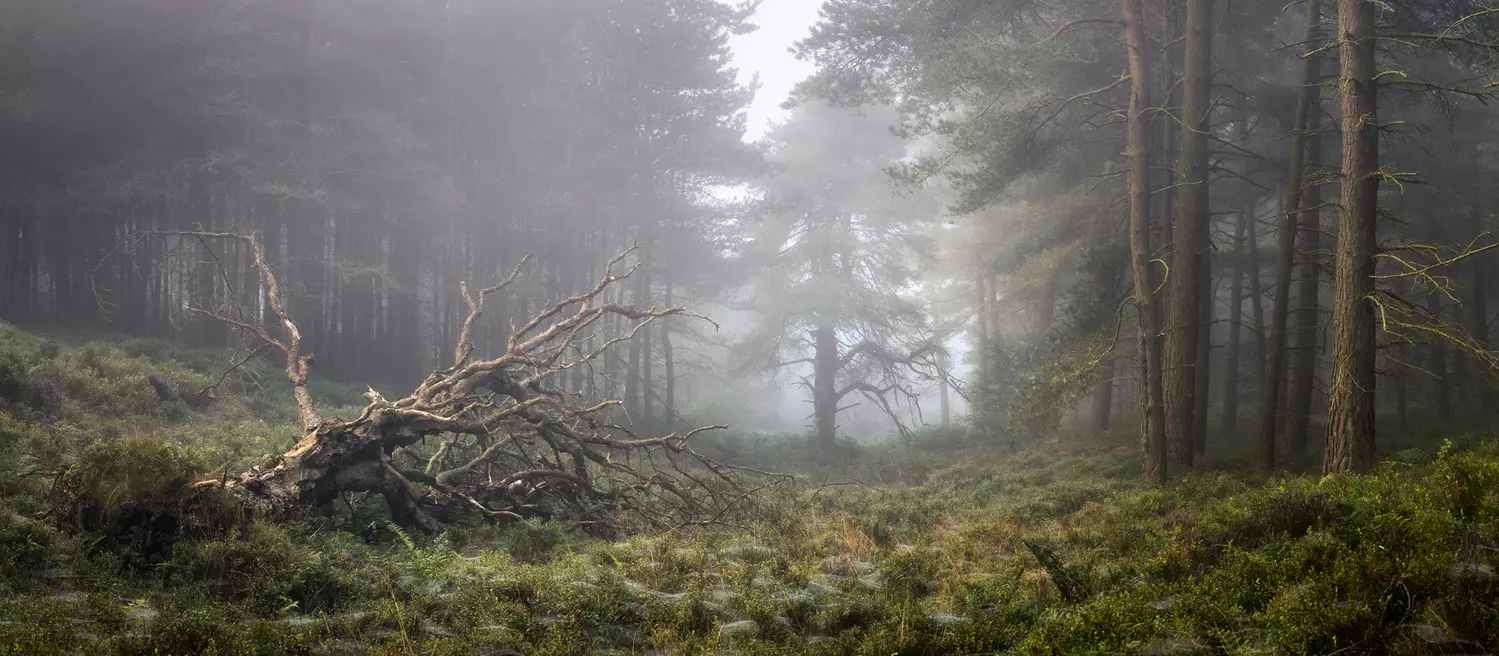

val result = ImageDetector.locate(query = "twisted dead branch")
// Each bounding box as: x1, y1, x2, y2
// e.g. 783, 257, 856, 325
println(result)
105, 231, 778, 534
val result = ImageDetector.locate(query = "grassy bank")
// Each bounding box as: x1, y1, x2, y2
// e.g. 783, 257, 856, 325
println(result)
1, 324, 1496, 655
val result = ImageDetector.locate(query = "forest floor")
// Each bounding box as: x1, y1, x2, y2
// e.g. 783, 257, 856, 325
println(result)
1, 323, 1498, 655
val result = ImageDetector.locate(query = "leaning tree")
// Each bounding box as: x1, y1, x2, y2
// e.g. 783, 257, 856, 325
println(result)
101, 231, 768, 534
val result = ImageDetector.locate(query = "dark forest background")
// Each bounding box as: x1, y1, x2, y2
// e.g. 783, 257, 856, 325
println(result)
1, 0, 761, 435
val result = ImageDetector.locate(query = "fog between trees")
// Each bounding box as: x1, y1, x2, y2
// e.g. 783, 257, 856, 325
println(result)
6, 0, 1499, 478
10, 2, 1499, 654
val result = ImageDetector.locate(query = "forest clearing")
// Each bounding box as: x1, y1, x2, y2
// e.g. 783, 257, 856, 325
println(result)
5, 0, 1499, 654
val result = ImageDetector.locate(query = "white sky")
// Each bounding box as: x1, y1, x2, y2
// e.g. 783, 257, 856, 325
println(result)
729, 0, 823, 142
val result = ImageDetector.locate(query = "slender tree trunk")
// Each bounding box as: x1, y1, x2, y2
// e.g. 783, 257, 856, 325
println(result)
1470, 203, 1496, 415
813, 324, 839, 451
1396, 342, 1408, 432
1038, 271, 1059, 335
1193, 267, 1214, 456
641, 270, 654, 430
1452, 301, 1468, 415
1157, 118, 1176, 255
1260, 0, 1322, 468
607, 283, 627, 420
1325, 0, 1379, 474
1124, 0, 1167, 483
977, 275, 991, 383
1424, 310, 1450, 424
1419, 189, 1451, 425
1223, 210, 1247, 432
1158, 0, 1183, 254
624, 276, 642, 422
939, 348, 952, 428
1162, 0, 1212, 469
661, 271, 675, 426
1094, 356, 1116, 432
1246, 208, 1268, 400
988, 273, 1001, 355
1287, 133, 1326, 456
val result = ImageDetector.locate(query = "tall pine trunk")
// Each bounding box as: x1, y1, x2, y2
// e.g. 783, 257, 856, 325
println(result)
1222, 91, 1256, 435
1259, 0, 1322, 468
1124, 0, 1167, 483
1163, 0, 1212, 469
1325, 0, 1379, 474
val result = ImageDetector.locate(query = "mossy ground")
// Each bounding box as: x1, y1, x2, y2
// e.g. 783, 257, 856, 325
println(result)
1, 323, 1497, 655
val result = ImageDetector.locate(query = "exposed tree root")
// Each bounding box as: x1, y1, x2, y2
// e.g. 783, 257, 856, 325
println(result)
115, 232, 778, 533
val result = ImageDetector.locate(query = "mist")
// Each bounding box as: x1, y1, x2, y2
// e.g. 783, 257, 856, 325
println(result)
4, 0, 1499, 652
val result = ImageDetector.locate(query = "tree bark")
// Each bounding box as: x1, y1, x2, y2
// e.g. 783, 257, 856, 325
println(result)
1259, 0, 1322, 468
1162, 0, 1212, 469
1124, 0, 1167, 484
1158, 0, 1183, 254
1325, 0, 1379, 474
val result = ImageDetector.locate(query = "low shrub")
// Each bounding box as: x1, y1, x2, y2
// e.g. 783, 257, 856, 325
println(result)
167, 522, 367, 614
878, 545, 947, 601
0, 349, 31, 407
499, 518, 573, 564
27, 376, 62, 415
0, 512, 57, 579
58, 437, 241, 567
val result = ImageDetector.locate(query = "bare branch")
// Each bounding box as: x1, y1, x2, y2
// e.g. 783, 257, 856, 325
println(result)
105, 231, 318, 431
454, 254, 533, 368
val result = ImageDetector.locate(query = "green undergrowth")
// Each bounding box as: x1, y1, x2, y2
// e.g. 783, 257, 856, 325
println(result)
3, 324, 1498, 654
0, 322, 366, 509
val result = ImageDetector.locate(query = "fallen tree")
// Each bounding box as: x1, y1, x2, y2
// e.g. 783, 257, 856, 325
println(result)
97, 232, 769, 535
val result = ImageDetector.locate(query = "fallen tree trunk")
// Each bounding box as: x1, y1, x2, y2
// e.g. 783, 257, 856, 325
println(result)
107, 232, 762, 534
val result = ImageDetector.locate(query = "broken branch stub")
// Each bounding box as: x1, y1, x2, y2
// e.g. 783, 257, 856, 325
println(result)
115, 232, 768, 533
